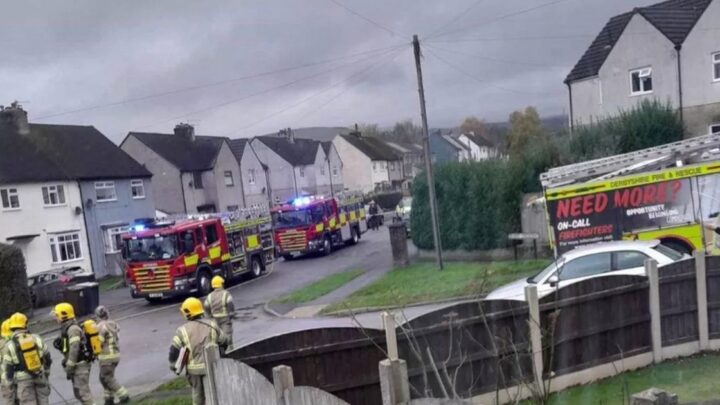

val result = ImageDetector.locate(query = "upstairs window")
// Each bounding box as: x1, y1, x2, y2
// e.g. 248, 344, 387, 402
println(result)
299, 166, 305, 178
247, 169, 256, 185
192, 172, 204, 189
320, 165, 326, 176
223, 171, 234, 187
714, 52, 720, 82
0, 188, 20, 210
130, 179, 145, 199
42, 185, 66, 206
630, 67, 653, 95
332, 166, 338, 177
95, 181, 117, 202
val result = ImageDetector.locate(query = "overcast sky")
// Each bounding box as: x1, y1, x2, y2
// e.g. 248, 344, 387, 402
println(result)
0, 0, 659, 143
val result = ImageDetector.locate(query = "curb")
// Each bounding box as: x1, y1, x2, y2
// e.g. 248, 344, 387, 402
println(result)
262, 301, 285, 318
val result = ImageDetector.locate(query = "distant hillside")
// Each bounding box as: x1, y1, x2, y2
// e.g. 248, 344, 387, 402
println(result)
255, 126, 350, 142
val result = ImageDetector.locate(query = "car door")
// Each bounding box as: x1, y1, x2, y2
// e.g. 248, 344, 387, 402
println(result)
539, 252, 612, 296
612, 250, 650, 277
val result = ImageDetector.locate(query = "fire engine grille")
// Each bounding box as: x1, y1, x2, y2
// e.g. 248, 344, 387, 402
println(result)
279, 230, 307, 251
135, 266, 172, 292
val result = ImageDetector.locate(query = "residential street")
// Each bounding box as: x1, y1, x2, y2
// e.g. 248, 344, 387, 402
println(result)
45, 227, 408, 404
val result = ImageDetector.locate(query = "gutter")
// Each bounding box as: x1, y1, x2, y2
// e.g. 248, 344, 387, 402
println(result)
179, 172, 188, 213
676, 44, 684, 134
566, 82, 574, 135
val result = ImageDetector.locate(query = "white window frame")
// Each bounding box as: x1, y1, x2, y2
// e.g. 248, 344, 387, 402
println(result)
298, 166, 305, 178
710, 123, 720, 135
130, 179, 145, 199
247, 169, 256, 185
223, 171, 234, 187
320, 165, 326, 176
103, 226, 126, 254
0, 187, 20, 210
332, 166, 338, 177
42, 185, 66, 207
713, 52, 720, 82
49, 232, 83, 263
630, 67, 653, 96
95, 181, 117, 202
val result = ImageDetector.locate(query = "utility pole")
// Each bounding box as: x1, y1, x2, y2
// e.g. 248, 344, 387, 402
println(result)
413, 35, 444, 270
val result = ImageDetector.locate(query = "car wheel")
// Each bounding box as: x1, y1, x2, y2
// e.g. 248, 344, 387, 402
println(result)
197, 271, 212, 296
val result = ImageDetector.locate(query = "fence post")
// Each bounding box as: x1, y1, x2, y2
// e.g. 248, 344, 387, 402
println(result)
646, 259, 662, 363
695, 251, 709, 351
524, 284, 544, 396
203, 345, 220, 405
379, 358, 410, 405
382, 312, 398, 360
272, 365, 294, 404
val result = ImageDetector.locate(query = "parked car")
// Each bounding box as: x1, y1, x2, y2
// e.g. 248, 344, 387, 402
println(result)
485, 240, 687, 301
27, 266, 95, 308
394, 196, 412, 236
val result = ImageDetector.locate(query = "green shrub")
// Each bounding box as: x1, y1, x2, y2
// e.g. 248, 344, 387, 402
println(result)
0, 243, 32, 320
364, 191, 402, 211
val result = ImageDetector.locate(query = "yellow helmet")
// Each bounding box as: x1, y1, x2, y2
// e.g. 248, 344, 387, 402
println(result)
53, 302, 76, 322
211, 275, 225, 289
8, 313, 27, 331
1, 319, 11, 338
180, 297, 204, 320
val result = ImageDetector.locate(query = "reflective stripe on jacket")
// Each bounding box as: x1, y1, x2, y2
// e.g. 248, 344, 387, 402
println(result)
97, 319, 120, 363
205, 289, 232, 319
170, 320, 224, 375
62, 322, 88, 368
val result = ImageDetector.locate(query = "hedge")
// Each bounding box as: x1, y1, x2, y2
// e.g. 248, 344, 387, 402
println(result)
364, 191, 403, 211
0, 243, 32, 320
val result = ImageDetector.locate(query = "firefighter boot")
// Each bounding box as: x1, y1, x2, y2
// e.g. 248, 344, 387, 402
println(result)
104, 399, 114, 405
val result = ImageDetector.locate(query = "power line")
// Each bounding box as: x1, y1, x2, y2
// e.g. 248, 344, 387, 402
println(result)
325, 0, 405, 37
33, 44, 405, 121
424, 46, 553, 96
427, 0, 572, 40
425, 43, 566, 68
428, 33, 595, 43
424, 0, 488, 40
231, 47, 406, 133
130, 47, 404, 132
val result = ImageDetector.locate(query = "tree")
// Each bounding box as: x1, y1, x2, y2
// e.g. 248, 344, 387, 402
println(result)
391, 119, 422, 143
356, 123, 381, 138
459, 116, 486, 136
507, 106, 543, 158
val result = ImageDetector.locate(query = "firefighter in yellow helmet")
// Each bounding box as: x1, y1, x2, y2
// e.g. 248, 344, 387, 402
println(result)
52, 303, 94, 405
94, 306, 129, 405
169, 297, 229, 405
0, 319, 17, 405
203, 276, 235, 344
3, 313, 52, 405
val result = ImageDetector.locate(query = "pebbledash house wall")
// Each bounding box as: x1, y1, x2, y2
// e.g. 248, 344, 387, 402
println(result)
79, 178, 155, 277
240, 143, 270, 208
250, 138, 299, 203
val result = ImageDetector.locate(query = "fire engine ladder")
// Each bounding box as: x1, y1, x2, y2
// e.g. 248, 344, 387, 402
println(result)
540, 133, 720, 189
163, 206, 271, 226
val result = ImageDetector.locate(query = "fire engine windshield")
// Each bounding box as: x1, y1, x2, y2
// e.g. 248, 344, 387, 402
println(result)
125, 235, 179, 262
273, 210, 311, 229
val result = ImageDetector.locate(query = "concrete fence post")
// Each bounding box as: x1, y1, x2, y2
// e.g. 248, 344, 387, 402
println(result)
524, 284, 544, 396
382, 312, 399, 361
695, 251, 709, 351
646, 259, 662, 363
203, 345, 220, 405
272, 365, 294, 404
379, 359, 410, 405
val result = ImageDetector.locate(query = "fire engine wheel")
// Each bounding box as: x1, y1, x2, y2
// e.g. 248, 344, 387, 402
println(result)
282, 254, 295, 261
251, 257, 263, 278
322, 236, 333, 256
348, 228, 359, 245
197, 271, 212, 296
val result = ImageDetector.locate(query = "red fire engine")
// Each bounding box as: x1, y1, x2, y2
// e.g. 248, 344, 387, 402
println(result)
272, 193, 368, 259
122, 209, 274, 302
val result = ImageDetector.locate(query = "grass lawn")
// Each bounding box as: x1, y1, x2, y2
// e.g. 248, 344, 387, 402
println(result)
274, 269, 365, 305
131, 377, 191, 404
98, 275, 125, 292
538, 352, 720, 404
324, 260, 549, 313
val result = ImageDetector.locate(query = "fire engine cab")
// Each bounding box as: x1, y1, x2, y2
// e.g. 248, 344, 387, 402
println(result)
122, 208, 274, 302
272, 193, 368, 260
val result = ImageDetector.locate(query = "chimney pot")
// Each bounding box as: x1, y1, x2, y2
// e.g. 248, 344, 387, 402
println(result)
0, 101, 29, 135
174, 123, 195, 142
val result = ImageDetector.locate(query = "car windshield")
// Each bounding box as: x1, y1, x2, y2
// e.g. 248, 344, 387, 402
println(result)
528, 260, 559, 284
125, 235, 179, 262
273, 210, 311, 229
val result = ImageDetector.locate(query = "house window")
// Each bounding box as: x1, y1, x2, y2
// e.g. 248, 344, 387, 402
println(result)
714, 52, 720, 82
320, 165, 326, 176
373, 163, 377, 172
95, 181, 117, 202
389, 162, 395, 170
247, 169, 256, 185
332, 166, 338, 177
42, 185, 66, 206
192, 172, 204, 189
130, 179, 145, 199
49, 232, 82, 263
299, 167, 305, 178
0, 188, 20, 210
710, 124, 720, 135
104, 226, 126, 253
630, 67, 653, 95
227, 205, 239, 211
224, 171, 234, 187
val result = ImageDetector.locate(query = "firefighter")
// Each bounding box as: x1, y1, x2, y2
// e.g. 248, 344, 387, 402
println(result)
203, 276, 235, 343
94, 306, 129, 405
0, 319, 16, 405
52, 303, 95, 405
169, 297, 230, 405
368, 200, 379, 230
3, 312, 52, 405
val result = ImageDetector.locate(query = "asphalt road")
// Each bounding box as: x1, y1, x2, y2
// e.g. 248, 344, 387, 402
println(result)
45, 227, 397, 404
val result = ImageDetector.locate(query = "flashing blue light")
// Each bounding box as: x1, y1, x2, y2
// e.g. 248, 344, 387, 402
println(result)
133, 224, 146, 232
293, 197, 311, 207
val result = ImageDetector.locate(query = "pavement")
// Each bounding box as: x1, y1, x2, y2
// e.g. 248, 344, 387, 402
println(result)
38, 225, 436, 404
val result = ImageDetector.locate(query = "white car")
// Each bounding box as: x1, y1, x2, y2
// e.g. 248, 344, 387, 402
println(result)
486, 240, 687, 301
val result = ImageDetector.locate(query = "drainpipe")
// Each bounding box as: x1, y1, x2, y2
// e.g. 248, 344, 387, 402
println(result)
292, 166, 299, 198
327, 157, 334, 197
566, 82, 574, 136
77, 182, 96, 274
179, 172, 188, 213
676, 44, 684, 135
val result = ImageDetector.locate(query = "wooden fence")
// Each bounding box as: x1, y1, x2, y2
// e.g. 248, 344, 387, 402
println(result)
226, 252, 720, 404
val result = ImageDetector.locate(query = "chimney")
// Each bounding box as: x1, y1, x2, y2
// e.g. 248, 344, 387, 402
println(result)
0, 101, 30, 135
174, 123, 195, 142
278, 127, 295, 144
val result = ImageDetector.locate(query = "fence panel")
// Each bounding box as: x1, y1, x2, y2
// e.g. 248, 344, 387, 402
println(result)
540, 275, 651, 377
212, 358, 276, 405
658, 259, 698, 346
286, 386, 349, 405
399, 300, 531, 399
229, 327, 386, 405
706, 255, 720, 338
